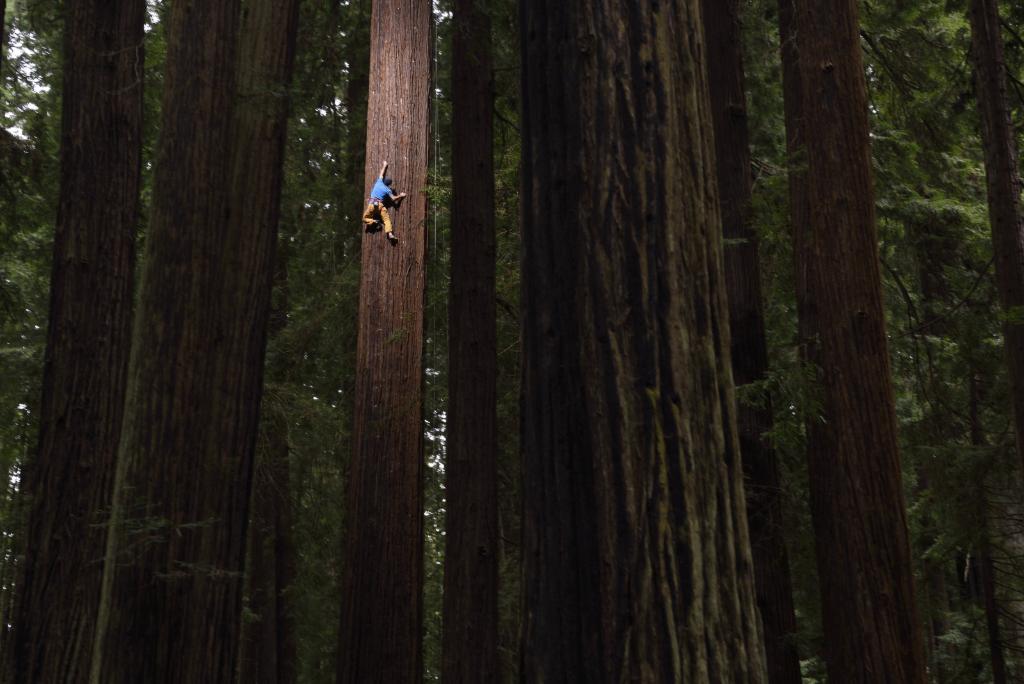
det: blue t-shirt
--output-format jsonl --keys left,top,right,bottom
{"left": 369, "top": 178, "right": 393, "bottom": 202}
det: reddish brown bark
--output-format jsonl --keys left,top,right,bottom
{"left": 968, "top": 0, "right": 1024, "bottom": 479}
{"left": 9, "top": 2, "right": 144, "bottom": 681}
{"left": 520, "top": 1, "right": 766, "bottom": 681}
{"left": 92, "top": 0, "right": 300, "bottom": 680}
{"left": 336, "top": 0, "right": 431, "bottom": 681}
{"left": 702, "top": 1, "right": 800, "bottom": 681}
{"left": 442, "top": 0, "right": 498, "bottom": 682}
{"left": 790, "top": 0, "right": 927, "bottom": 680}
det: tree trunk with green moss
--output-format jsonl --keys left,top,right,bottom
{"left": 702, "top": 1, "right": 801, "bottom": 680}
{"left": 519, "top": 1, "right": 766, "bottom": 680}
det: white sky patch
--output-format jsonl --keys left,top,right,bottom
{"left": 3, "top": 26, "right": 53, "bottom": 140}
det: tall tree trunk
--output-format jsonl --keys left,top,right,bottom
{"left": 911, "top": 217, "right": 960, "bottom": 679}
{"left": 442, "top": 0, "right": 497, "bottom": 682}
{"left": 791, "top": 0, "right": 927, "bottom": 680}
{"left": 0, "top": 0, "right": 7, "bottom": 79}
{"left": 335, "top": 0, "right": 431, "bottom": 681}
{"left": 702, "top": 2, "right": 801, "bottom": 681}
{"left": 777, "top": 2, "right": 834, "bottom": 669}
{"left": 968, "top": 374, "right": 1008, "bottom": 684}
{"left": 238, "top": 415, "right": 298, "bottom": 684}
{"left": 519, "top": 2, "right": 766, "bottom": 681}
{"left": 979, "top": 550, "right": 1007, "bottom": 684}
{"left": 968, "top": 0, "right": 1024, "bottom": 477}
{"left": 92, "top": 0, "right": 300, "bottom": 680}
{"left": 238, "top": 251, "right": 297, "bottom": 684}
{"left": 9, "top": 1, "right": 144, "bottom": 681}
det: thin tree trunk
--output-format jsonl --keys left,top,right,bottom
{"left": 92, "top": 0, "right": 300, "bottom": 680}
{"left": 336, "top": 0, "right": 431, "bottom": 681}
{"left": 272, "top": 436, "right": 298, "bottom": 684}
{"left": 790, "top": 0, "right": 927, "bottom": 680}
{"left": 239, "top": 464, "right": 280, "bottom": 683}
{"left": 0, "top": 0, "right": 8, "bottom": 79}
{"left": 968, "top": 0, "right": 1024, "bottom": 479}
{"left": 910, "top": 216, "right": 961, "bottom": 679}
{"left": 702, "top": 1, "right": 801, "bottom": 681}
{"left": 238, "top": 414, "right": 297, "bottom": 684}
{"left": 10, "top": 2, "right": 143, "bottom": 681}
{"left": 968, "top": 374, "right": 1008, "bottom": 684}
{"left": 442, "top": 0, "right": 497, "bottom": 682}
{"left": 519, "top": 2, "right": 766, "bottom": 681}
{"left": 778, "top": 0, "right": 828, "bottom": 471}
{"left": 979, "top": 550, "right": 1007, "bottom": 684}
{"left": 777, "top": 4, "right": 834, "bottom": 672}
{"left": 238, "top": 249, "right": 297, "bottom": 684}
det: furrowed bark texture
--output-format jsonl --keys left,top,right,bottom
{"left": 336, "top": 0, "right": 430, "bottom": 681}
{"left": 520, "top": 1, "right": 766, "bottom": 681}
{"left": 968, "top": 0, "right": 1024, "bottom": 476}
{"left": 777, "top": 0, "right": 830, "bottom": 470}
{"left": 10, "top": 1, "right": 143, "bottom": 681}
{"left": 701, "top": 1, "right": 801, "bottom": 681}
{"left": 442, "top": 0, "right": 498, "bottom": 682}
{"left": 93, "top": 0, "right": 299, "bottom": 680}
{"left": 792, "top": 0, "right": 927, "bottom": 680}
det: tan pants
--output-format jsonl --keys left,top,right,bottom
{"left": 362, "top": 201, "right": 392, "bottom": 235}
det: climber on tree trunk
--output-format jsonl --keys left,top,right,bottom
{"left": 362, "top": 160, "right": 407, "bottom": 244}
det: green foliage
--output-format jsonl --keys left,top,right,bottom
{"left": 0, "top": 4, "right": 62, "bottom": 620}
{"left": 743, "top": 0, "right": 1024, "bottom": 677}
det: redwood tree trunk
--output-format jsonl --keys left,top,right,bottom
{"left": 701, "top": 1, "right": 801, "bottom": 681}
{"left": 92, "top": 0, "right": 300, "bottom": 680}
{"left": 792, "top": 0, "right": 927, "bottom": 680}
{"left": 519, "top": 1, "right": 766, "bottom": 680}
{"left": 10, "top": 1, "right": 143, "bottom": 681}
{"left": 777, "top": 0, "right": 832, "bottom": 488}
{"left": 968, "top": 0, "right": 1024, "bottom": 478}
{"left": 442, "top": 0, "right": 498, "bottom": 682}
{"left": 335, "top": 0, "right": 431, "bottom": 681}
